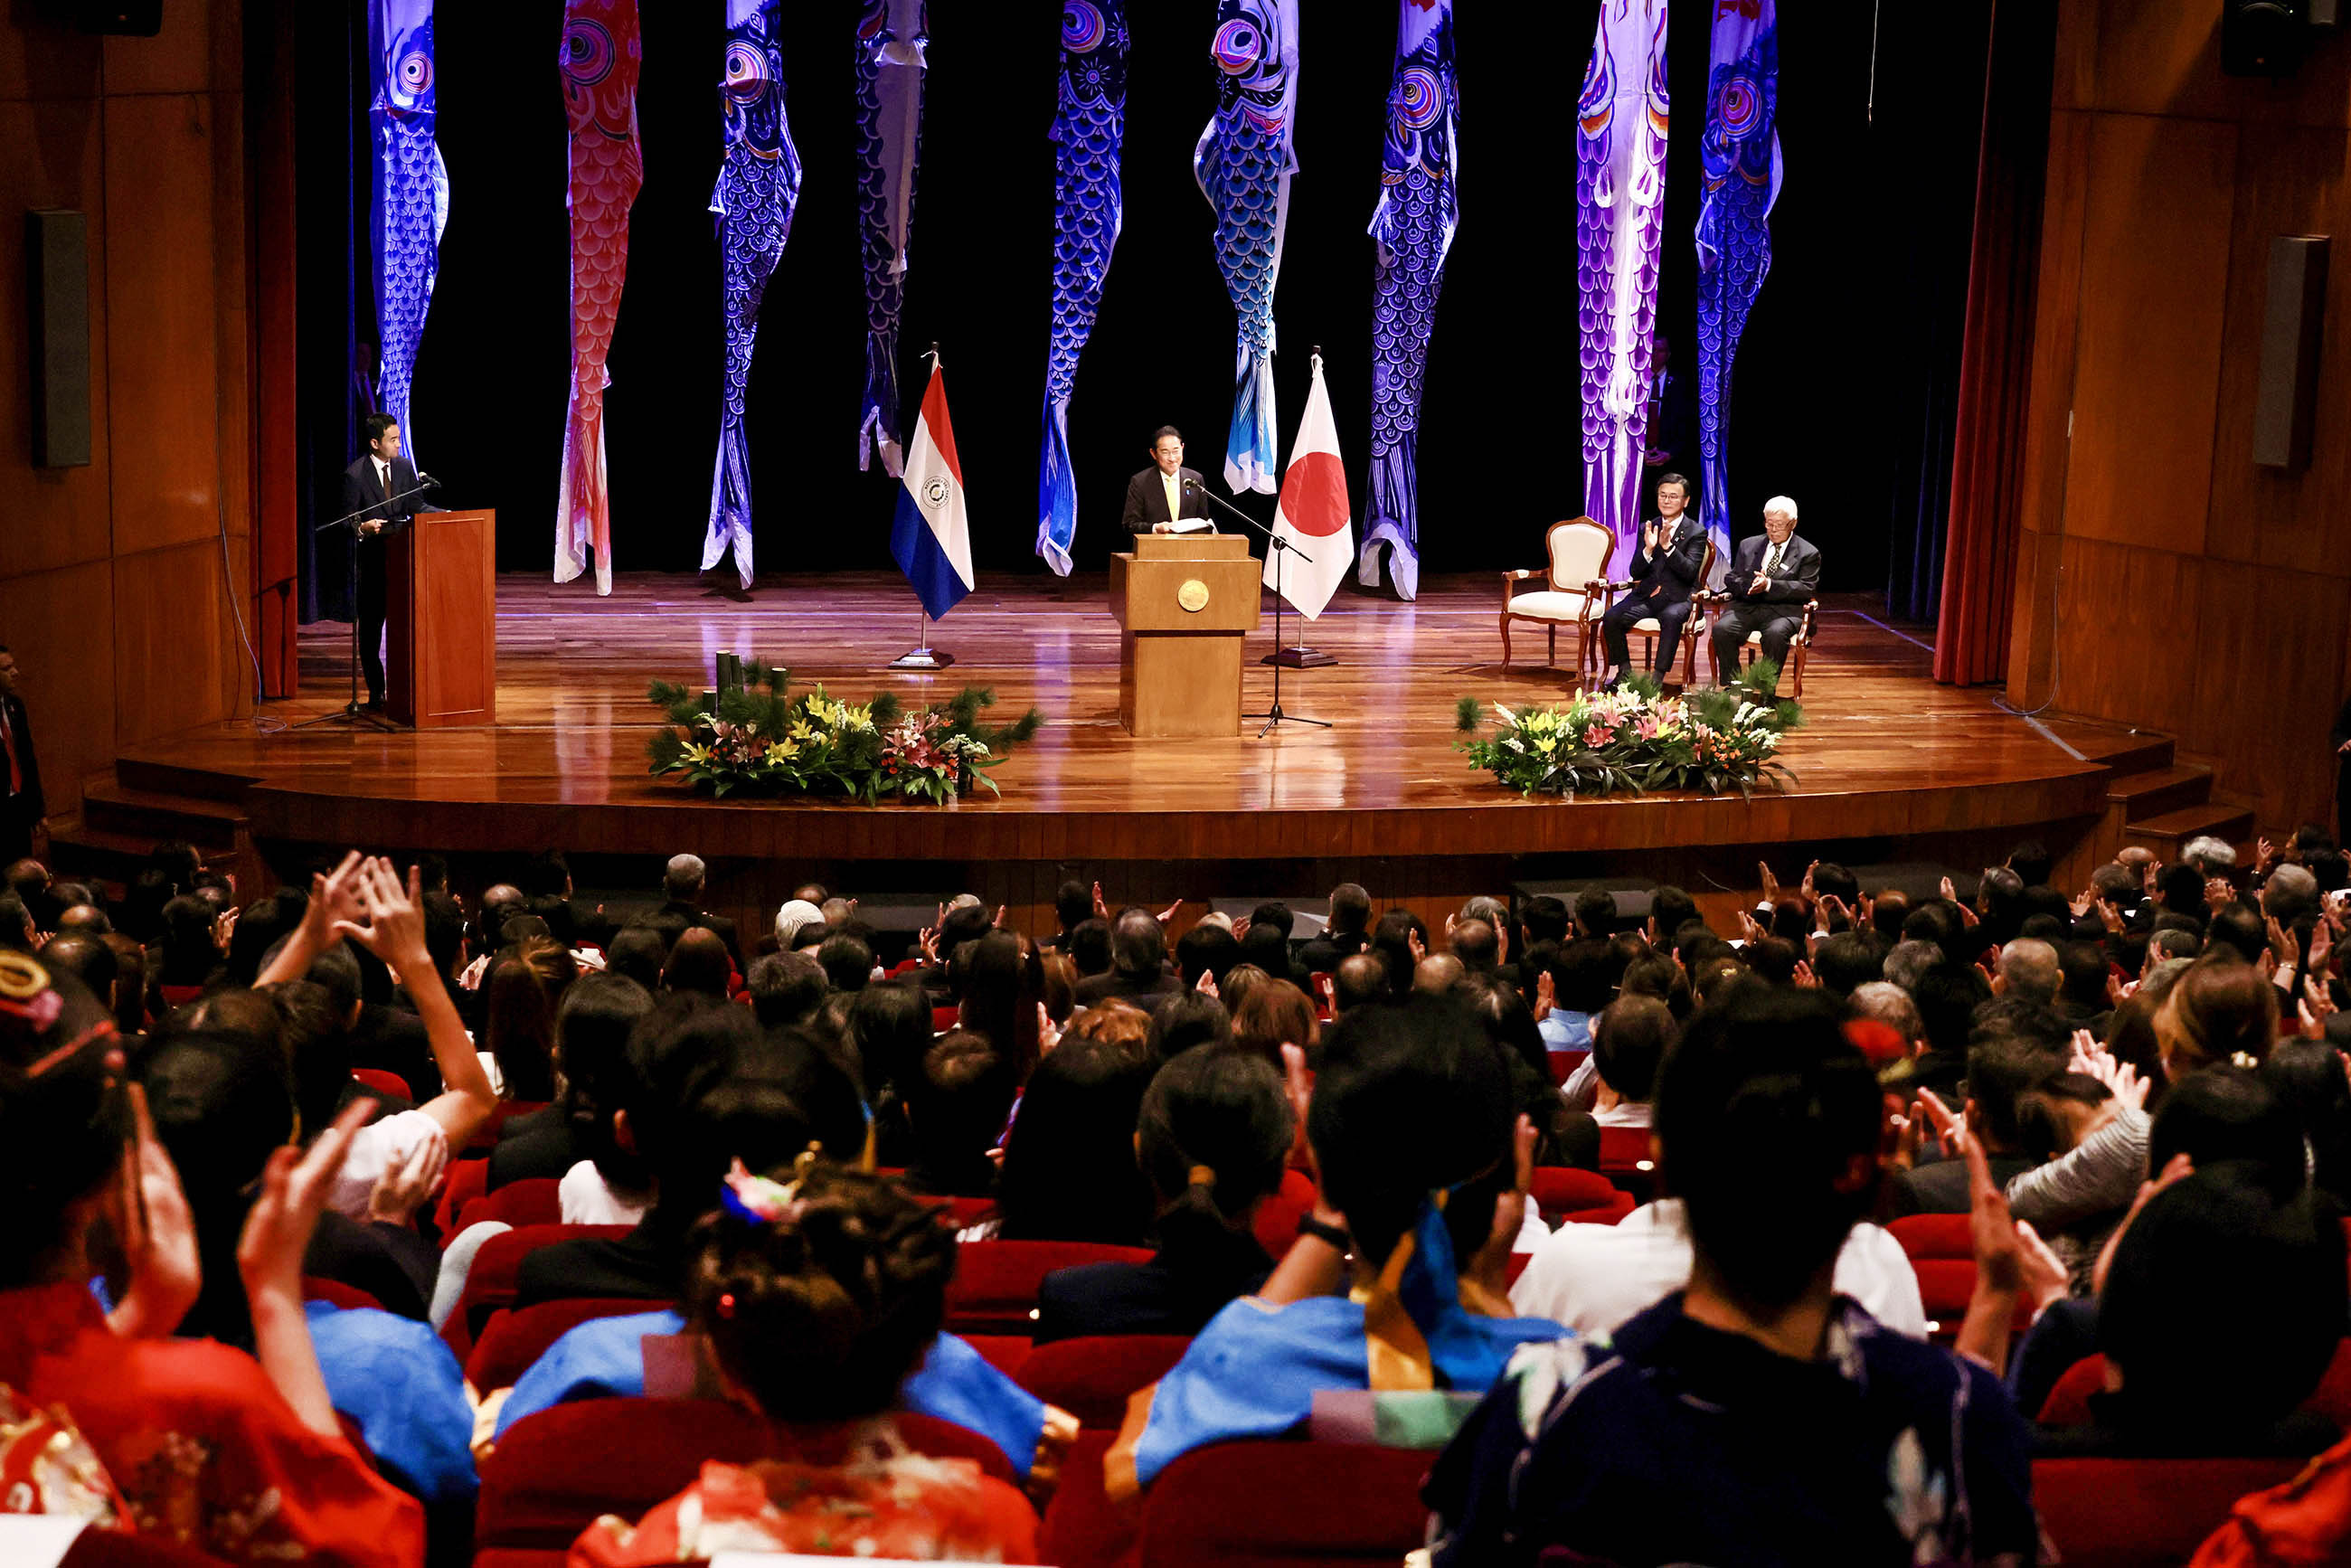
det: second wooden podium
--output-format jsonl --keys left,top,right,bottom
{"left": 388, "top": 507, "right": 497, "bottom": 729}
{"left": 1109, "top": 534, "right": 1262, "bottom": 736}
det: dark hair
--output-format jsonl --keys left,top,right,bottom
{"left": 1962, "top": 1034, "right": 2063, "bottom": 1152}
{"left": 1518, "top": 895, "right": 1570, "bottom": 947}
{"left": 486, "top": 940, "right": 571, "bottom": 1100}
{"left": 1593, "top": 995, "right": 1673, "bottom": 1102}
{"left": 1654, "top": 471, "right": 1692, "bottom": 498}
{"left": 2007, "top": 840, "right": 2053, "bottom": 890}
{"left": 847, "top": 981, "right": 935, "bottom": 1164}
{"left": 652, "top": 1020, "right": 869, "bottom": 1252}
{"left": 2100, "top": 1168, "right": 2346, "bottom": 1440}
{"left": 685, "top": 1165, "right": 956, "bottom": 1422}
{"left": 1175, "top": 923, "right": 1242, "bottom": 990}
{"left": 905, "top": 1030, "right": 1015, "bottom": 1199}
{"left": 140, "top": 1030, "right": 298, "bottom": 1347}
{"left": 0, "top": 970, "right": 128, "bottom": 1288}
{"left": 1809, "top": 930, "right": 1885, "bottom": 996}
{"left": 1230, "top": 978, "right": 1316, "bottom": 1070}
{"left": 421, "top": 891, "right": 467, "bottom": 979}
{"left": 746, "top": 950, "right": 826, "bottom": 1029}
{"left": 1068, "top": 917, "right": 1113, "bottom": 977}
{"left": 1449, "top": 919, "right": 1500, "bottom": 974}
{"left": 156, "top": 894, "right": 221, "bottom": 985}
{"left": 1741, "top": 935, "right": 1799, "bottom": 987}
{"left": 2264, "top": 1041, "right": 2351, "bottom": 1207}
{"left": 1138, "top": 1045, "right": 1292, "bottom": 1233}
{"left": 1328, "top": 884, "right": 1372, "bottom": 937}
{"left": 1236, "top": 922, "right": 1293, "bottom": 981}
{"left": 620, "top": 997, "right": 760, "bottom": 1227}
{"left": 1655, "top": 987, "right": 1883, "bottom": 1314}
{"left": 2158, "top": 864, "right": 2211, "bottom": 919}
{"left": 2161, "top": 956, "right": 2279, "bottom": 1073}
{"left": 1648, "top": 887, "right": 1697, "bottom": 943}
{"left": 815, "top": 932, "right": 874, "bottom": 994}
{"left": 1309, "top": 997, "right": 1514, "bottom": 1270}
{"left": 269, "top": 978, "right": 355, "bottom": 1141}
{"left": 935, "top": 903, "right": 994, "bottom": 968}
{"left": 662, "top": 927, "right": 732, "bottom": 1000}
{"left": 556, "top": 972, "right": 656, "bottom": 1191}
{"left": 1149, "top": 424, "right": 1183, "bottom": 448}
{"left": 1550, "top": 939, "right": 1614, "bottom": 1015}
{"left": 1054, "top": 880, "right": 1092, "bottom": 934}
{"left": 2205, "top": 904, "right": 2268, "bottom": 968}
{"left": 362, "top": 411, "right": 398, "bottom": 446}
{"left": 1110, "top": 909, "right": 1165, "bottom": 980}
{"left": 604, "top": 924, "right": 668, "bottom": 990}
{"left": 1572, "top": 889, "right": 1617, "bottom": 940}
{"left": 1811, "top": 863, "right": 1860, "bottom": 910}
{"left": 1148, "top": 991, "right": 1232, "bottom": 1061}
{"left": 958, "top": 930, "right": 1041, "bottom": 1081}
{"left": 2148, "top": 1066, "right": 2304, "bottom": 1198}
{"left": 1870, "top": 890, "right": 1912, "bottom": 940}
{"left": 1369, "top": 911, "right": 1428, "bottom": 1005}
{"left": 994, "top": 1034, "right": 1157, "bottom": 1244}
{"left": 39, "top": 933, "right": 116, "bottom": 1003}
{"left": 1332, "top": 952, "right": 1387, "bottom": 1014}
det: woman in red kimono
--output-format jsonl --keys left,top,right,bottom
{"left": 570, "top": 1163, "right": 1038, "bottom": 1564}
{"left": 0, "top": 953, "right": 425, "bottom": 1567}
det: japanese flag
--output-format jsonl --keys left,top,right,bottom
{"left": 1265, "top": 354, "right": 1353, "bottom": 619}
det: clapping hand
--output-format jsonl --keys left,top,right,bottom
{"left": 1533, "top": 968, "right": 1556, "bottom": 1023}
{"left": 329, "top": 858, "right": 433, "bottom": 980}
{"left": 1468, "top": 1115, "right": 1538, "bottom": 1301}
{"left": 1758, "top": 862, "right": 1782, "bottom": 905}
{"left": 109, "top": 1082, "right": 201, "bottom": 1339}
{"left": 1091, "top": 881, "right": 1109, "bottom": 922}
{"left": 366, "top": 1129, "right": 448, "bottom": 1228}
{"left": 236, "top": 1098, "right": 373, "bottom": 1303}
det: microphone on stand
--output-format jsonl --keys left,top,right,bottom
{"left": 415, "top": 471, "right": 443, "bottom": 492}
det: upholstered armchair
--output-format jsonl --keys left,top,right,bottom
{"left": 1499, "top": 516, "right": 1613, "bottom": 677}
{"left": 1591, "top": 540, "right": 1715, "bottom": 687}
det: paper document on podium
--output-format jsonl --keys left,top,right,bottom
{"left": 1165, "top": 515, "right": 1213, "bottom": 534}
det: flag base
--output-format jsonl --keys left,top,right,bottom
{"left": 889, "top": 647, "right": 955, "bottom": 671}
{"left": 1263, "top": 645, "right": 1337, "bottom": 669}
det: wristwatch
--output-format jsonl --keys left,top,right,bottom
{"left": 1296, "top": 1214, "right": 1350, "bottom": 1252}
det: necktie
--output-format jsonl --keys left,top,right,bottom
{"left": 0, "top": 704, "right": 22, "bottom": 797}
{"left": 1762, "top": 543, "right": 1782, "bottom": 581}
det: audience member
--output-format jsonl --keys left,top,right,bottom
{"left": 987, "top": 1034, "right": 1157, "bottom": 1245}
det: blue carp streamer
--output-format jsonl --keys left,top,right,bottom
{"left": 855, "top": 0, "right": 929, "bottom": 478}
{"left": 1035, "top": 0, "right": 1130, "bottom": 575}
{"left": 702, "top": 0, "right": 803, "bottom": 589}
{"left": 1695, "top": 0, "right": 1781, "bottom": 584}
{"left": 1194, "top": 0, "right": 1299, "bottom": 496}
{"left": 1576, "top": 0, "right": 1670, "bottom": 578}
{"left": 1356, "top": 0, "right": 1459, "bottom": 601}
{"left": 368, "top": 0, "right": 448, "bottom": 458}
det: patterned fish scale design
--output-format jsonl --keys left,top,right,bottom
{"left": 1695, "top": 1, "right": 1781, "bottom": 583}
{"left": 555, "top": 0, "right": 644, "bottom": 597}
{"left": 1357, "top": 0, "right": 1459, "bottom": 602}
{"left": 702, "top": 0, "right": 803, "bottom": 590}
{"left": 1034, "top": 0, "right": 1130, "bottom": 576}
{"left": 1194, "top": 0, "right": 1299, "bottom": 496}
{"left": 370, "top": 1, "right": 448, "bottom": 458}
{"left": 855, "top": 0, "right": 929, "bottom": 478}
{"left": 1576, "top": 0, "right": 1670, "bottom": 577}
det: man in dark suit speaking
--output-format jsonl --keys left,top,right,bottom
{"left": 1119, "top": 425, "right": 1214, "bottom": 534}
{"left": 1710, "top": 496, "right": 1821, "bottom": 695}
{"left": 340, "top": 411, "right": 439, "bottom": 710}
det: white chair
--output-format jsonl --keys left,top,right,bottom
{"left": 1500, "top": 517, "right": 1614, "bottom": 678}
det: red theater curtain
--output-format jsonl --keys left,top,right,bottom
{"left": 1934, "top": 0, "right": 2058, "bottom": 686}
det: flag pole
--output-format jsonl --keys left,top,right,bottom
{"left": 890, "top": 345, "right": 958, "bottom": 671}
{"left": 1263, "top": 345, "right": 1338, "bottom": 671}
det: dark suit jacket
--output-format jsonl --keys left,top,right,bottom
{"left": 1621, "top": 517, "right": 1709, "bottom": 607}
{"left": 1033, "top": 1211, "right": 1274, "bottom": 1344}
{"left": 1120, "top": 466, "right": 1211, "bottom": 533}
{"left": 1072, "top": 969, "right": 1184, "bottom": 1009}
{"left": 340, "top": 454, "right": 435, "bottom": 534}
{"left": 1722, "top": 531, "right": 1823, "bottom": 606}
{"left": 658, "top": 898, "right": 741, "bottom": 967}
{"left": 0, "top": 691, "right": 43, "bottom": 822}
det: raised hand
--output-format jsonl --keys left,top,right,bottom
{"left": 1534, "top": 968, "right": 1556, "bottom": 1023}
{"left": 237, "top": 1098, "right": 373, "bottom": 1303}
{"left": 1791, "top": 959, "right": 1818, "bottom": 989}
{"left": 2015, "top": 1221, "right": 2070, "bottom": 1315}
{"left": 1758, "top": 862, "right": 1781, "bottom": 905}
{"left": 366, "top": 1129, "right": 448, "bottom": 1228}
{"left": 330, "top": 858, "right": 432, "bottom": 978}
{"left": 1037, "top": 1001, "right": 1062, "bottom": 1057}
{"left": 1468, "top": 1115, "right": 1538, "bottom": 1299}
{"left": 2269, "top": 915, "right": 2302, "bottom": 974}
{"left": 1800, "top": 860, "right": 1820, "bottom": 902}
{"left": 1194, "top": 967, "right": 1220, "bottom": 1001}
{"left": 1914, "top": 1088, "right": 1964, "bottom": 1159}
{"left": 109, "top": 1082, "right": 201, "bottom": 1339}
{"left": 1091, "top": 881, "right": 1109, "bottom": 922}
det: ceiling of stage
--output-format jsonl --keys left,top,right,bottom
{"left": 292, "top": 1, "right": 1994, "bottom": 598}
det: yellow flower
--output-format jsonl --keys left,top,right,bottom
{"left": 764, "top": 739, "right": 798, "bottom": 763}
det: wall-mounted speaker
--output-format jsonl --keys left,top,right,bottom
{"left": 33, "top": 0, "right": 163, "bottom": 37}
{"left": 2252, "top": 234, "right": 2328, "bottom": 472}
{"left": 25, "top": 210, "right": 92, "bottom": 470}
{"left": 2224, "top": 0, "right": 2310, "bottom": 74}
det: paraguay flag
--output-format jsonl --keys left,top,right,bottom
{"left": 890, "top": 357, "right": 975, "bottom": 619}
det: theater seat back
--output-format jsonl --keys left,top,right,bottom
{"left": 442, "top": 1223, "right": 636, "bottom": 1360}
{"left": 947, "top": 1240, "right": 1154, "bottom": 1337}
{"left": 1139, "top": 1440, "right": 1437, "bottom": 1567}
{"left": 1530, "top": 1167, "right": 1632, "bottom": 1226}
{"left": 465, "top": 1296, "right": 666, "bottom": 1394}
{"left": 457, "top": 1176, "right": 563, "bottom": 1235}
{"left": 1015, "top": 1335, "right": 1193, "bottom": 1430}
{"left": 2033, "top": 1456, "right": 2307, "bottom": 1568}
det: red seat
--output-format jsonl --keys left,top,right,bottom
{"left": 2033, "top": 1456, "right": 2307, "bottom": 1568}
{"left": 435, "top": 1156, "right": 491, "bottom": 1241}
{"left": 940, "top": 1194, "right": 996, "bottom": 1231}
{"left": 442, "top": 1223, "right": 636, "bottom": 1361}
{"left": 59, "top": 1534, "right": 242, "bottom": 1568}
{"left": 1595, "top": 1124, "right": 1653, "bottom": 1173}
{"left": 932, "top": 1004, "right": 960, "bottom": 1034}
{"left": 477, "top": 1397, "right": 1024, "bottom": 1554}
{"left": 948, "top": 1241, "right": 1154, "bottom": 1337}
{"left": 464, "top": 1100, "right": 552, "bottom": 1155}
{"left": 457, "top": 1176, "right": 563, "bottom": 1235}
{"left": 301, "top": 1275, "right": 383, "bottom": 1312}
{"left": 2037, "top": 1354, "right": 2110, "bottom": 1426}
{"left": 1546, "top": 1046, "right": 1590, "bottom": 1086}
{"left": 1529, "top": 1166, "right": 1632, "bottom": 1226}
{"left": 351, "top": 1067, "right": 411, "bottom": 1100}
{"left": 1039, "top": 1428, "right": 1138, "bottom": 1568}
{"left": 1252, "top": 1167, "right": 1317, "bottom": 1261}
{"left": 1016, "top": 1335, "right": 1193, "bottom": 1431}
{"left": 465, "top": 1297, "right": 662, "bottom": 1394}
{"left": 1885, "top": 1213, "right": 2032, "bottom": 1338}
{"left": 961, "top": 1333, "right": 1034, "bottom": 1381}
{"left": 1138, "top": 1440, "right": 1437, "bottom": 1567}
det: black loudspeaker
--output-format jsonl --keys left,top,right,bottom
{"left": 33, "top": 0, "right": 163, "bottom": 36}
{"left": 2224, "top": 0, "right": 2309, "bottom": 74}
{"left": 2253, "top": 235, "right": 2328, "bottom": 472}
{"left": 25, "top": 210, "right": 91, "bottom": 470}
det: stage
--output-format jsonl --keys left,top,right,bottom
{"left": 86, "top": 572, "right": 2176, "bottom": 932}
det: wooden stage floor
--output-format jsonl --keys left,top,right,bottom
{"left": 116, "top": 573, "right": 2120, "bottom": 868}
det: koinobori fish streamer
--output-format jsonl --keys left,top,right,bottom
{"left": 1035, "top": 0, "right": 1130, "bottom": 576}
{"left": 702, "top": 0, "right": 804, "bottom": 589}
{"left": 1357, "top": 0, "right": 1459, "bottom": 602}
{"left": 1194, "top": 0, "right": 1299, "bottom": 496}
{"left": 368, "top": 0, "right": 448, "bottom": 459}
{"left": 1576, "top": 0, "right": 1670, "bottom": 577}
{"left": 855, "top": 0, "right": 929, "bottom": 478}
{"left": 1695, "top": 0, "right": 1781, "bottom": 586}
{"left": 554, "top": 0, "right": 644, "bottom": 596}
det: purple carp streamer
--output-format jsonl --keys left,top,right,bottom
{"left": 368, "top": 0, "right": 447, "bottom": 458}
{"left": 1695, "top": 0, "right": 1781, "bottom": 585}
{"left": 702, "top": 0, "right": 803, "bottom": 590}
{"left": 554, "top": 0, "right": 643, "bottom": 596}
{"left": 1194, "top": 0, "right": 1299, "bottom": 496}
{"left": 855, "top": 0, "right": 929, "bottom": 478}
{"left": 1576, "top": 0, "right": 1670, "bottom": 576}
{"left": 1356, "top": 0, "right": 1459, "bottom": 601}
{"left": 1035, "top": 0, "right": 1130, "bottom": 575}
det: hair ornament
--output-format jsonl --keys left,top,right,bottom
{"left": 1186, "top": 1164, "right": 1217, "bottom": 1187}
{"left": 716, "top": 1291, "right": 737, "bottom": 1319}
{"left": 719, "top": 1160, "right": 805, "bottom": 1227}
{"left": 2231, "top": 1050, "right": 2260, "bottom": 1069}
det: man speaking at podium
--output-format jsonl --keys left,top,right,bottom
{"left": 1120, "top": 426, "right": 1214, "bottom": 535}
{"left": 341, "top": 412, "right": 439, "bottom": 710}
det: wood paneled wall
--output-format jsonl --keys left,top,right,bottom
{"left": 2012, "top": 0, "right": 2351, "bottom": 836}
{"left": 0, "top": 4, "right": 254, "bottom": 818}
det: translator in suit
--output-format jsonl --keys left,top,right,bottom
{"left": 1120, "top": 465, "right": 1213, "bottom": 534}
{"left": 340, "top": 439, "right": 439, "bottom": 705}
{"left": 1710, "top": 527, "right": 1822, "bottom": 694}
{"left": 0, "top": 680, "right": 44, "bottom": 864}
{"left": 1601, "top": 515, "right": 1710, "bottom": 681}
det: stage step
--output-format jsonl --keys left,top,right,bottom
{"left": 2044, "top": 720, "right": 2175, "bottom": 777}
{"left": 115, "top": 756, "right": 256, "bottom": 805}
{"left": 80, "top": 779, "right": 247, "bottom": 852}
{"left": 43, "top": 817, "right": 169, "bottom": 883}
{"left": 2122, "top": 802, "right": 2256, "bottom": 861}
{"left": 2105, "top": 763, "right": 2214, "bottom": 821}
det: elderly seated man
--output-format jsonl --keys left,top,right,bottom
{"left": 1710, "top": 496, "right": 1821, "bottom": 694}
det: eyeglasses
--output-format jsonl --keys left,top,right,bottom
{"left": 1156, "top": 445, "right": 1184, "bottom": 455}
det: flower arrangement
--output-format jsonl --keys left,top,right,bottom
{"left": 647, "top": 653, "right": 1042, "bottom": 804}
{"left": 1456, "top": 662, "right": 1802, "bottom": 798}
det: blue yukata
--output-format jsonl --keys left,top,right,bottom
{"left": 307, "top": 1302, "right": 478, "bottom": 1507}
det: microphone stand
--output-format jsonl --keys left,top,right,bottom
{"left": 292, "top": 477, "right": 439, "bottom": 732}
{"left": 1183, "top": 479, "right": 1331, "bottom": 736}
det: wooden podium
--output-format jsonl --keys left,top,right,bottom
{"left": 1109, "top": 534, "right": 1262, "bottom": 736}
{"left": 388, "top": 508, "right": 497, "bottom": 729}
